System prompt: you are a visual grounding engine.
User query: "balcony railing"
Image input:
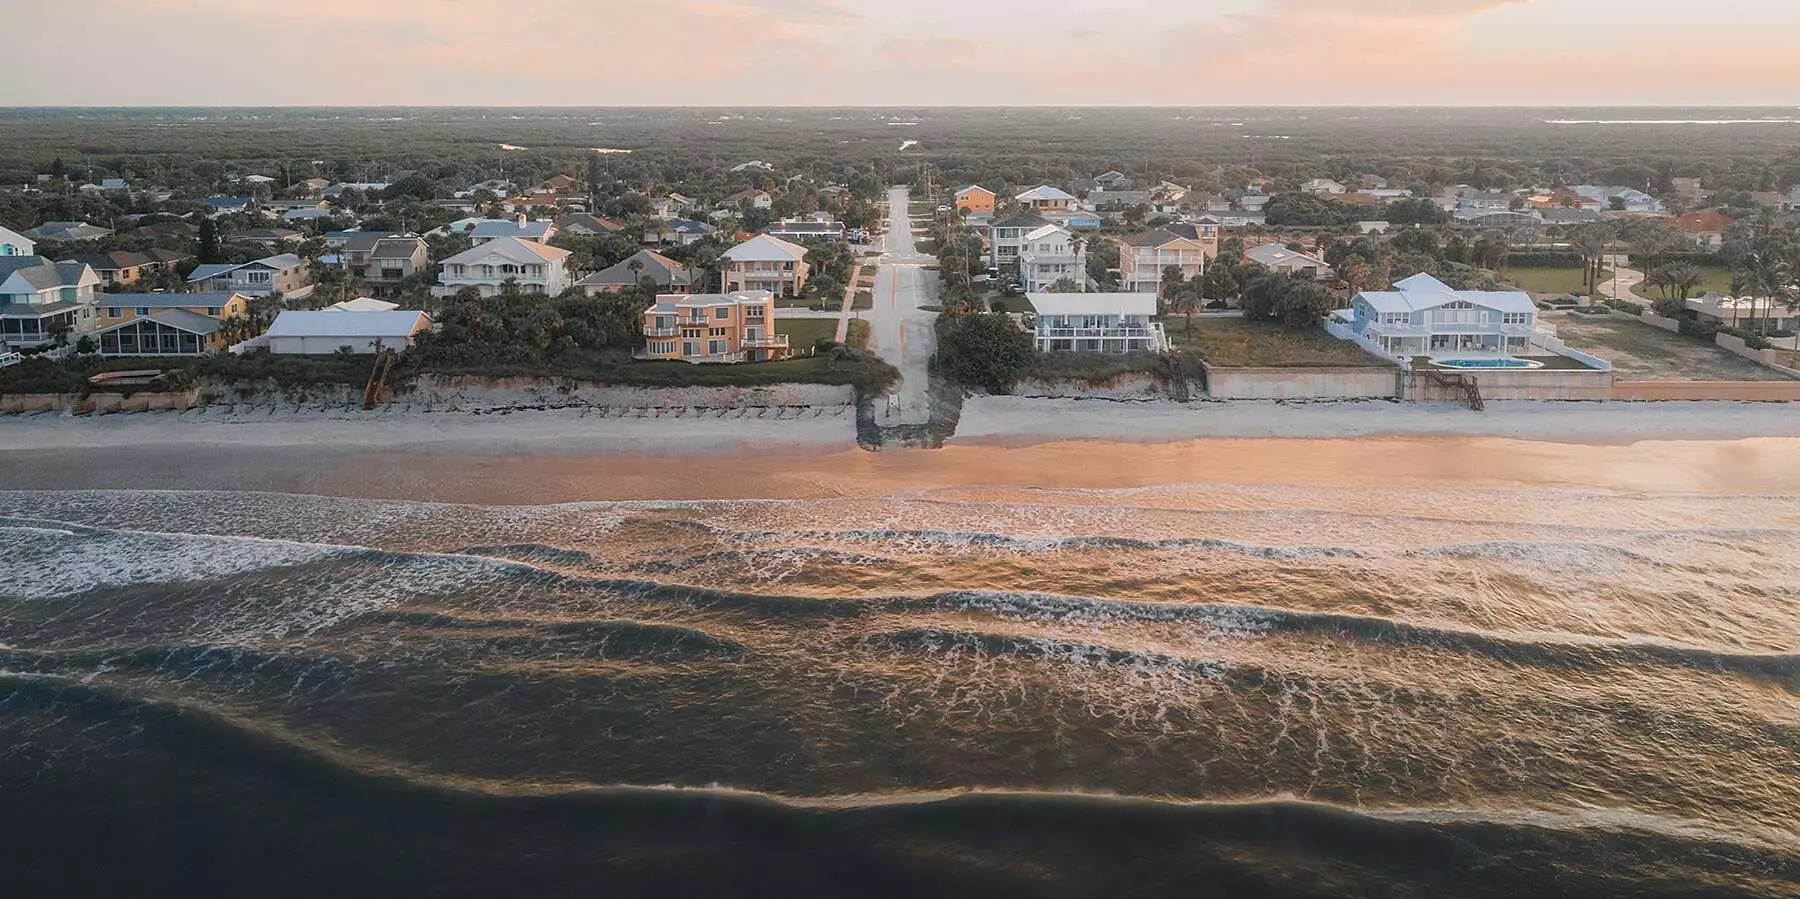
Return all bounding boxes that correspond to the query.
[743,335,790,348]
[1037,326,1164,339]
[644,326,680,337]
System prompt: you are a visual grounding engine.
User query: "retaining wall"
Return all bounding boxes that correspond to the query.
[1202,364,1399,400]
[1614,380,1800,402]
[1406,368,1614,402]
[1640,313,1682,333]
[1715,334,1800,378]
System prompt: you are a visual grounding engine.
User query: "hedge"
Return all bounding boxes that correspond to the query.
[1505,251,1585,267]
[1718,326,1774,350]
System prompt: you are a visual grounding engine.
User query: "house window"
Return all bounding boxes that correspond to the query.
[709,327,726,337]
[136,307,149,316]
[205,307,220,316]
[108,308,123,318]
[745,306,765,319]
[708,339,727,355]
[1502,312,1531,325]
[714,307,729,320]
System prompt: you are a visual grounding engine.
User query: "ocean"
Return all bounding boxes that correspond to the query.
[1,479,1796,897]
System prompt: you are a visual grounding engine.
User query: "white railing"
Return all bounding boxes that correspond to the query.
[644,326,679,337]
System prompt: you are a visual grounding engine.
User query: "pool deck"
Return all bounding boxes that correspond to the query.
[1412,355,1599,372]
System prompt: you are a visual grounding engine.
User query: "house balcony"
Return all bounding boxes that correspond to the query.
[1367,322,1534,337]
[644,326,680,337]
[734,269,797,280]
[1037,323,1168,342]
[636,350,748,364]
[743,335,790,349]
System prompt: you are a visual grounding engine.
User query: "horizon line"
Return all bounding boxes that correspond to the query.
[5,103,1800,111]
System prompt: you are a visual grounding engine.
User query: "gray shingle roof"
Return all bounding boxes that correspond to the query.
[95,292,241,309]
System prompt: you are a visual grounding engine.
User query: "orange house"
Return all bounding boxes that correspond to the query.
[955,185,996,216]
[637,291,791,364]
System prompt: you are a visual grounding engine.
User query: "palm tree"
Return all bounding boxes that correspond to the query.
[1735,229,1795,335]
[1664,263,1706,304]
[1571,227,1607,295]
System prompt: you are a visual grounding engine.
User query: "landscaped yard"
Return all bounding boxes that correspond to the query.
[1552,315,1790,380]
[1166,316,1391,368]
[1631,265,1735,302]
[776,317,840,349]
[1505,267,1610,297]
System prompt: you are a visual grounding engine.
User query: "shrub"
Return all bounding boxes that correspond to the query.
[1023,351,1165,385]
[934,313,1036,393]
[1651,297,1688,319]
[1679,319,1720,340]
[1605,299,1644,315]
[1504,250,1584,267]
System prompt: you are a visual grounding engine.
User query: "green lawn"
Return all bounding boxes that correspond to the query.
[1167,316,1391,368]
[777,318,840,349]
[1631,265,1734,301]
[1505,267,1610,297]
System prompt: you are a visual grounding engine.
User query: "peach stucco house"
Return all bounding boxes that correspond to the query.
[637,290,790,363]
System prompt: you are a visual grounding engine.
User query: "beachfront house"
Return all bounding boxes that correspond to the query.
[251,309,432,354]
[1029,292,1166,354]
[90,292,249,356]
[1338,273,1536,358]
[636,291,789,364]
[0,256,101,349]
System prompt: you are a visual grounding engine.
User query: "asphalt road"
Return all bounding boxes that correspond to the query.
[865,186,939,424]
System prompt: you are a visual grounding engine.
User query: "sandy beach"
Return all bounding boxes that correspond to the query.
[6,399,1800,502]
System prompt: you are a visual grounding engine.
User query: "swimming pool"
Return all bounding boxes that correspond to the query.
[1434,358,1544,369]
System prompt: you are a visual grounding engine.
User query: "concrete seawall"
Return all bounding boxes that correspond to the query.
[1203,364,1399,400]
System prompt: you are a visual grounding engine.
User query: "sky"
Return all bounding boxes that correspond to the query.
[6,0,1800,106]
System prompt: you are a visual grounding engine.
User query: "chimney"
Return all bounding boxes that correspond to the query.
[515,213,527,226]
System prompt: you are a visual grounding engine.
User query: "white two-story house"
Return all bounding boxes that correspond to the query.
[721,234,809,297]
[986,212,1051,272]
[1017,224,1087,292]
[1029,292,1166,354]
[435,237,573,298]
[1341,273,1536,358]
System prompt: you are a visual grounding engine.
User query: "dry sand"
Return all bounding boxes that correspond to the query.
[5,400,1800,503]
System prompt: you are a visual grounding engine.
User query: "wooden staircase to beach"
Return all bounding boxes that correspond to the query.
[363,349,397,410]
[1423,368,1484,411]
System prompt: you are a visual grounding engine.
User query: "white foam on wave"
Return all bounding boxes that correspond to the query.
[0,524,350,600]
